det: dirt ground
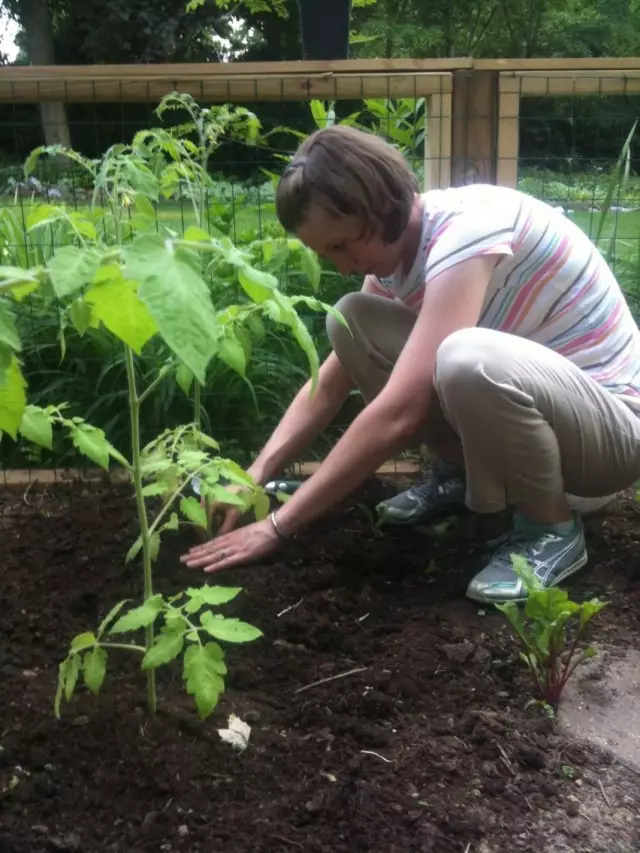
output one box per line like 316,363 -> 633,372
1,478 -> 639,853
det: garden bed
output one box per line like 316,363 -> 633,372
1,479 -> 639,853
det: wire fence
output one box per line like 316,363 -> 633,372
0,61 -> 639,485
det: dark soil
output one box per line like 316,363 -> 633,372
1,478 -> 639,853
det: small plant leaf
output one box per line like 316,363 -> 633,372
124,235 -> 218,384
97,599 -> 131,638
187,585 -> 242,607
150,531 -> 161,561
64,654 -> 82,702
141,482 -> 168,498
180,496 -> 208,528
237,264 -> 276,303
70,631 -> 97,652
0,357 -> 27,439
217,331 -> 246,376
253,490 -> 270,522
47,246 -> 101,299
126,535 -> 143,564
579,598 -> 608,630
110,595 -> 164,634
19,404 -> 53,450
175,363 -> 194,396
183,642 -> 226,720
141,628 -> 185,670
69,298 -> 93,336
200,613 -> 263,644
0,299 -> 21,352
86,273 -> 158,355
67,422 -> 112,470
83,646 -> 108,694
54,656 -> 77,718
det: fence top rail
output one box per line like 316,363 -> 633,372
1,57 -> 640,83
0,59 -> 470,80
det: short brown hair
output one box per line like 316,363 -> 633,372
275,124 -> 418,243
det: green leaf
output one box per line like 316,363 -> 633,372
0,357 -> 27,439
110,595 -> 164,634
68,298 -> 93,336
47,246 -> 101,299
200,612 -> 262,644
70,631 -> 97,652
83,646 -> 108,694
54,656 -> 81,717
141,628 -> 185,670
238,264 -> 277,304
176,363 -> 194,396
300,247 -> 321,291
97,599 -> 131,638
150,531 -> 161,562
54,659 -> 70,718
187,585 -> 242,607
246,313 -> 265,340
124,235 -> 218,384
162,512 -> 180,532
253,490 -> 270,522
180,496 -> 208,528
0,299 -> 21,352
134,194 -> 156,219
291,295 -> 349,330
141,482 -> 168,498
19,404 -> 53,450
217,331 -> 246,376
579,598 -> 608,630
201,484 -> 249,509
24,146 -> 45,178
68,422 -> 111,470
0,343 -> 11,372
85,272 -> 158,355
64,654 -> 81,702
184,225 -> 214,244
183,642 -> 225,720
126,535 -> 143,564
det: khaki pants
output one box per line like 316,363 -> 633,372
327,292 -> 640,513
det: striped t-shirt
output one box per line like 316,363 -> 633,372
370,183 -> 640,412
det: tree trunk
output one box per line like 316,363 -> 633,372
20,0 -> 71,148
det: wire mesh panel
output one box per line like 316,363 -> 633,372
498,70 -> 640,326
0,65 -> 450,483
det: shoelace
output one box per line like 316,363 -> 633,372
491,526 -> 561,567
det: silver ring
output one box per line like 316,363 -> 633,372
219,549 -> 228,560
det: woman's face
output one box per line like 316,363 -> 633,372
295,206 -> 404,280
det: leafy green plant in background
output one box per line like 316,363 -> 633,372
496,556 -> 608,713
0,92 -> 345,721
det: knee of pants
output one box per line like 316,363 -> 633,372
326,291 -> 367,355
434,327 -> 501,402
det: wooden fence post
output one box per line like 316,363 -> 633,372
451,69 -> 499,185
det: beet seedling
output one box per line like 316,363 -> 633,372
496,555 -> 608,712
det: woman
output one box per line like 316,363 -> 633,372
181,124 -> 640,604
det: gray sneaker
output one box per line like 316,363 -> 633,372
375,460 -> 467,527
467,513 -> 588,604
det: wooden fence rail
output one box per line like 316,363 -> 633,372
1,57 -> 640,189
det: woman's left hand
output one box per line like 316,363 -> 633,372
180,517 -> 282,574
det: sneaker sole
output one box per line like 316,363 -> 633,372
466,549 -> 589,606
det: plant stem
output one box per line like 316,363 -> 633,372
138,363 -> 173,407
99,642 -> 146,654
124,344 -> 157,717
194,380 -> 202,431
